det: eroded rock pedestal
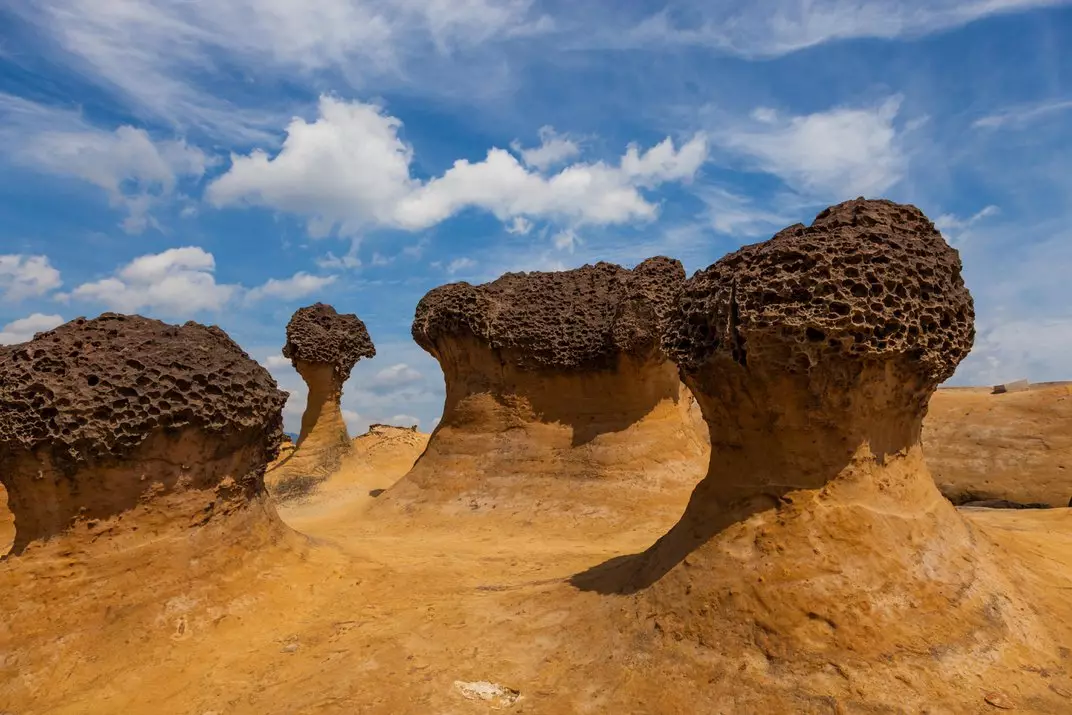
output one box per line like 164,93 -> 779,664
577,200 -> 1071,709
381,258 -> 708,523
267,303 -> 375,498
0,313 -> 290,556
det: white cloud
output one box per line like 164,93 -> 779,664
0,254 -> 63,301
12,0 -> 546,140
954,317 -> 1072,386
206,95 -> 708,236
934,205 -> 1000,244
15,119 -> 209,234
445,257 -> 477,274
698,187 -> 796,236
67,246 -> 236,316
388,413 -> 421,428
245,272 -> 337,302
263,355 -> 292,369
370,363 -> 424,394
714,97 -> 906,198
342,408 -> 363,434
0,313 -> 65,345
618,1 -> 1070,57
972,98 -> 1072,130
552,228 -> 578,252
511,125 -> 581,171
506,216 -> 533,235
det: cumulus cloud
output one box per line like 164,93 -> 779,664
511,125 -> 581,171
713,97 -> 906,198
0,313 -> 65,345
206,95 -> 707,236
0,254 -> 63,301
65,246 -> 236,316
244,272 -> 337,302
262,355 -> 293,369
445,257 -> 477,274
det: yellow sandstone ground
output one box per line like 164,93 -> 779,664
1,391 -> 1071,713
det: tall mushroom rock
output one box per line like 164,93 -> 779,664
0,314 -> 289,556
273,303 -> 375,487
591,199 -> 1067,697
381,257 -> 709,521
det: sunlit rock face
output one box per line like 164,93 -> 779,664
0,313 -> 289,556
381,257 -> 709,526
267,303 -> 375,496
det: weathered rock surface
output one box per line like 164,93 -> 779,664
0,313 -> 289,555
572,199 -> 1071,710
925,382 -> 1072,506
383,258 -> 709,525
268,304 -> 375,499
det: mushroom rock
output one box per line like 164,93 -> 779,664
267,303 -> 375,495
0,313 -> 290,557
381,257 -> 709,523
577,200 -> 1070,707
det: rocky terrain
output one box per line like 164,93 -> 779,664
0,200 -> 1070,714
266,303 -> 376,498
379,256 -> 709,530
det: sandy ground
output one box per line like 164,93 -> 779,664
2,397 -> 1071,713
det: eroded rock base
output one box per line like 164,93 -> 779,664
2,427 -> 288,557
569,445 -> 1072,711
381,345 -> 708,525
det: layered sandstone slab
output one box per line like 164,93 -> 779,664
267,303 -> 375,498
574,199 -> 1072,709
925,383 -> 1072,506
381,258 -> 709,523
0,313 -> 290,556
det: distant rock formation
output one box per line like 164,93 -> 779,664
0,313 -> 289,556
381,257 -> 709,522
575,199 -> 1067,703
267,303 -> 375,498
925,382 -> 1072,506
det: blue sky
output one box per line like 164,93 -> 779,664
1,0 -> 1070,434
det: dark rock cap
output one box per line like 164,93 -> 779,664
282,303 -> 375,382
412,256 -> 686,371
664,198 -> 975,381
0,313 -> 288,467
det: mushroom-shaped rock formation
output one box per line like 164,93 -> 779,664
381,257 -> 709,524
0,314 -> 290,556
573,200 -> 1071,708
267,303 -> 375,496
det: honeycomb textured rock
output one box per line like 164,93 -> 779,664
413,256 -> 686,371
282,303 -> 375,381
0,313 -> 288,469
664,198 -> 975,382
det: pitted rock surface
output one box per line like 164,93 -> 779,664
282,303 -> 375,382
0,313 -> 288,469
413,256 -> 685,371
664,198 -> 975,382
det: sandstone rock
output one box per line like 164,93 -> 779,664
574,198 -> 1068,707
924,383 -> 1072,506
382,258 -> 709,524
0,313 -> 289,555
267,303 -> 375,500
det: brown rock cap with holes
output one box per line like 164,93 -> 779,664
664,197 -> 975,382
282,303 -> 375,381
0,313 -> 288,470
412,256 -> 685,371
